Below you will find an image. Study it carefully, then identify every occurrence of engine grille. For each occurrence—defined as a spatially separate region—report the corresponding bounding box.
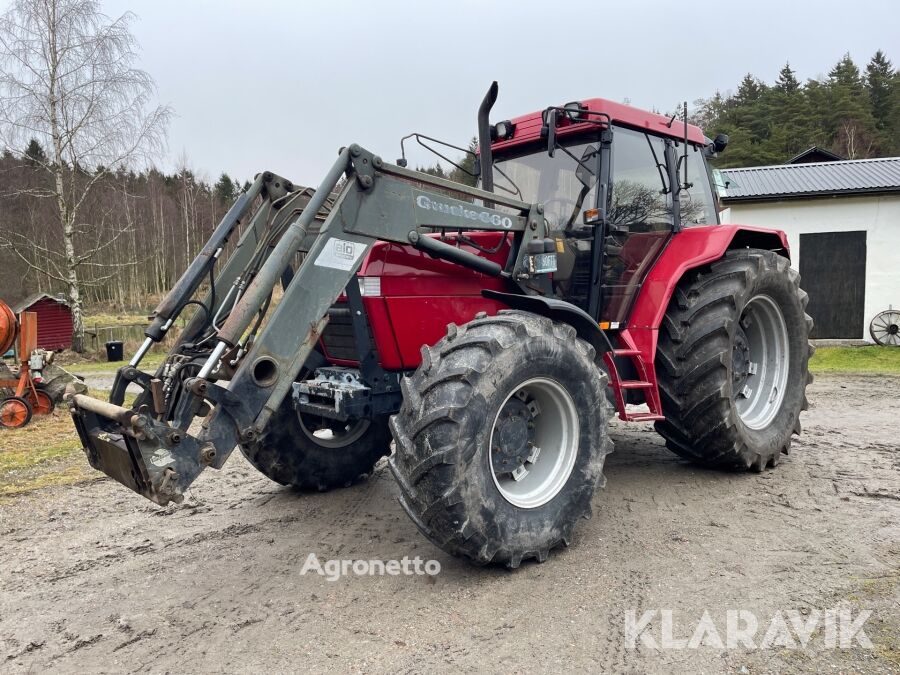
[321,300,377,362]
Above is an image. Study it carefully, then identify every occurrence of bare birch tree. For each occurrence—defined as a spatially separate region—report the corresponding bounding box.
[0,0,170,351]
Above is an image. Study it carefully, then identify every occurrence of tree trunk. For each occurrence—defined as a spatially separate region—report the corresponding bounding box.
[67,263,85,353]
[46,1,86,352]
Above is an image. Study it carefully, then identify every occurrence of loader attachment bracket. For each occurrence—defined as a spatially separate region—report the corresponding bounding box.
[183,377,257,440]
[71,394,209,505]
[111,365,154,403]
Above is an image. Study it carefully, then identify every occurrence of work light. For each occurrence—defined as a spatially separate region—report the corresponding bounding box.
[491,120,516,141]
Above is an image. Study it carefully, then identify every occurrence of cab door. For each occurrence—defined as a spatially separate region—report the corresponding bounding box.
[599,127,674,323]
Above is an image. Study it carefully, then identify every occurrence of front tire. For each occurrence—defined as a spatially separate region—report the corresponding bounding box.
[389,310,613,568]
[239,396,392,491]
[654,249,814,470]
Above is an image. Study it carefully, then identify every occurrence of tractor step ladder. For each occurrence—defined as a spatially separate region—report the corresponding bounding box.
[603,344,665,423]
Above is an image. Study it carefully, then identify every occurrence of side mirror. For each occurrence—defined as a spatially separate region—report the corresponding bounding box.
[713,133,729,153]
[544,109,558,157]
[575,144,598,188]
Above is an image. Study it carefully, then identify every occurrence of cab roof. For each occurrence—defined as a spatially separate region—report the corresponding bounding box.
[491,97,707,152]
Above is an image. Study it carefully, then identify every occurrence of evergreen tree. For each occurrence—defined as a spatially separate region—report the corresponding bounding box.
[23,138,46,165]
[768,63,809,159]
[866,49,900,142]
[775,63,800,93]
[735,74,764,103]
[827,54,877,158]
[416,139,480,187]
[829,53,864,88]
[213,172,236,204]
[891,72,900,153]
[449,137,479,187]
[417,164,446,178]
[701,51,895,167]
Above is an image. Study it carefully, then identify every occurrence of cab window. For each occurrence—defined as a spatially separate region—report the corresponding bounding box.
[600,127,674,322]
[610,128,673,231]
[491,139,598,231]
[673,141,718,226]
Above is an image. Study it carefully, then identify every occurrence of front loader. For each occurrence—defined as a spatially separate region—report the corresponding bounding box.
[70,84,813,568]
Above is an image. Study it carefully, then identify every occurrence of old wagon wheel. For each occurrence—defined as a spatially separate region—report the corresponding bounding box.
[0,396,33,429]
[26,388,54,416]
[869,309,900,346]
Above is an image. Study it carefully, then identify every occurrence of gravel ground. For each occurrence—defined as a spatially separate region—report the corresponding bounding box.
[0,373,897,673]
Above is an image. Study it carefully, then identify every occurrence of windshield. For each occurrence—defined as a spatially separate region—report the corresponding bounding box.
[491,139,598,230]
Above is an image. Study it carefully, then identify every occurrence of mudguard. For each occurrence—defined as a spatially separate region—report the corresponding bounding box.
[482,289,613,357]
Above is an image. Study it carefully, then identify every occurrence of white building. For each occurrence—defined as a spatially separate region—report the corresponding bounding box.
[718,157,900,341]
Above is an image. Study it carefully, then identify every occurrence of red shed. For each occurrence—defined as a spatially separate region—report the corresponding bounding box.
[12,293,73,350]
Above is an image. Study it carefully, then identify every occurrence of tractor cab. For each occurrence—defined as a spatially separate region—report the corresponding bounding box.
[485,98,720,325]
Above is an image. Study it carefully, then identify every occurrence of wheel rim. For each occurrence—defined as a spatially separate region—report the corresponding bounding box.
[732,295,790,430]
[0,397,30,428]
[870,310,900,346]
[298,413,371,449]
[489,377,579,509]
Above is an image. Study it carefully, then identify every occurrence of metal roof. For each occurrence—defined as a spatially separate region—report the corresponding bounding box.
[11,292,69,313]
[718,157,900,202]
[786,146,845,164]
[11,292,72,350]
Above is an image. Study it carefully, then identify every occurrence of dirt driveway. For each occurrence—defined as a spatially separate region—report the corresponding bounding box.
[1,373,897,673]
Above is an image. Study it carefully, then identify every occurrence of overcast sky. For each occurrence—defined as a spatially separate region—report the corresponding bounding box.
[91,0,898,186]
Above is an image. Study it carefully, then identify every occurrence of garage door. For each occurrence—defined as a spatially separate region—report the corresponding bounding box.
[799,231,866,339]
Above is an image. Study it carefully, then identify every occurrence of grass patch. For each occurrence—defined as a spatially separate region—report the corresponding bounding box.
[0,388,133,499]
[83,308,192,328]
[809,346,900,374]
[83,311,152,327]
[0,409,96,498]
[64,351,166,374]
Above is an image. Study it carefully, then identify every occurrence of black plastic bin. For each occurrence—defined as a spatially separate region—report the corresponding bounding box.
[105,340,124,362]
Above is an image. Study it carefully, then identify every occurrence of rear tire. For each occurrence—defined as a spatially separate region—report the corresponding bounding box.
[389,310,613,568]
[239,395,392,491]
[654,249,813,470]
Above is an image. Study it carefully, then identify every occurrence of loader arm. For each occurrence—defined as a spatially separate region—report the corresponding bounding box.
[71,144,551,505]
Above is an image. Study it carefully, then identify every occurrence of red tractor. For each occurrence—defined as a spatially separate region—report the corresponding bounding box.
[71,84,813,568]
